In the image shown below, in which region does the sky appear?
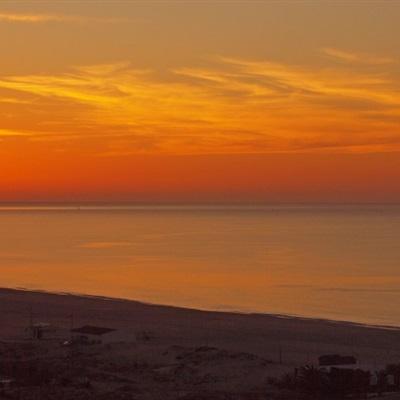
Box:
[1,0,400,203]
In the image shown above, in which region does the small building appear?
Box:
[318,354,358,372]
[319,354,357,368]
[71,325,121,344]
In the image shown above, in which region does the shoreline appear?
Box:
[3,286,400,332]
[2,286,400,369]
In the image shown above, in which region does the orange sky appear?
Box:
[1,1,400,202]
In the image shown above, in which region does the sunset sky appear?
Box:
[1,1,400,203]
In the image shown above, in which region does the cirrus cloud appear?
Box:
[0,11,124,24]
[0,54,400,155]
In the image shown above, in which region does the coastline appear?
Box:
[4,285,400,332]
[2,286,400,371]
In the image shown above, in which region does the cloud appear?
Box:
[0,128,33,137]
[79,241,132,249]
[0,97,31,104]
[322,47,394,65]
[0,12,123,24]
[218,56,397,105]
[0,54,399,155]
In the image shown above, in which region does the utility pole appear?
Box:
[29,306,34,339]
[69,312,74,338]
[29,306,33,328]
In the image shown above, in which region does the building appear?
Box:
[319,354,357,370]
[71,325,125,344]
[318,354,387,383]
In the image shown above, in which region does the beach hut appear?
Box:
[71,325,122,344]
[318,354,357,371]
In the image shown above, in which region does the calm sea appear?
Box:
[1,204,400,326]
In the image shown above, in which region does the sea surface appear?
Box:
[1,204,400,326]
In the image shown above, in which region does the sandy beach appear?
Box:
[2,287,400,399]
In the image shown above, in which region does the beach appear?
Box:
[2,205,400,327]
[2,0,400,397]
[2,288,400,399]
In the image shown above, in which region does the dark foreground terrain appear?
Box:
[0,340,278,400]
[2,288,400,399]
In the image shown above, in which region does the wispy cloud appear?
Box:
[0,97,30,104]
[0,12,66,23]
[0,128,32,137]
[0,54,399,155]
[0,12,123,24]
[322,47,394,65]
[79,241,132,249]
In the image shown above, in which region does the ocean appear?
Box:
[1,204,400,326]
